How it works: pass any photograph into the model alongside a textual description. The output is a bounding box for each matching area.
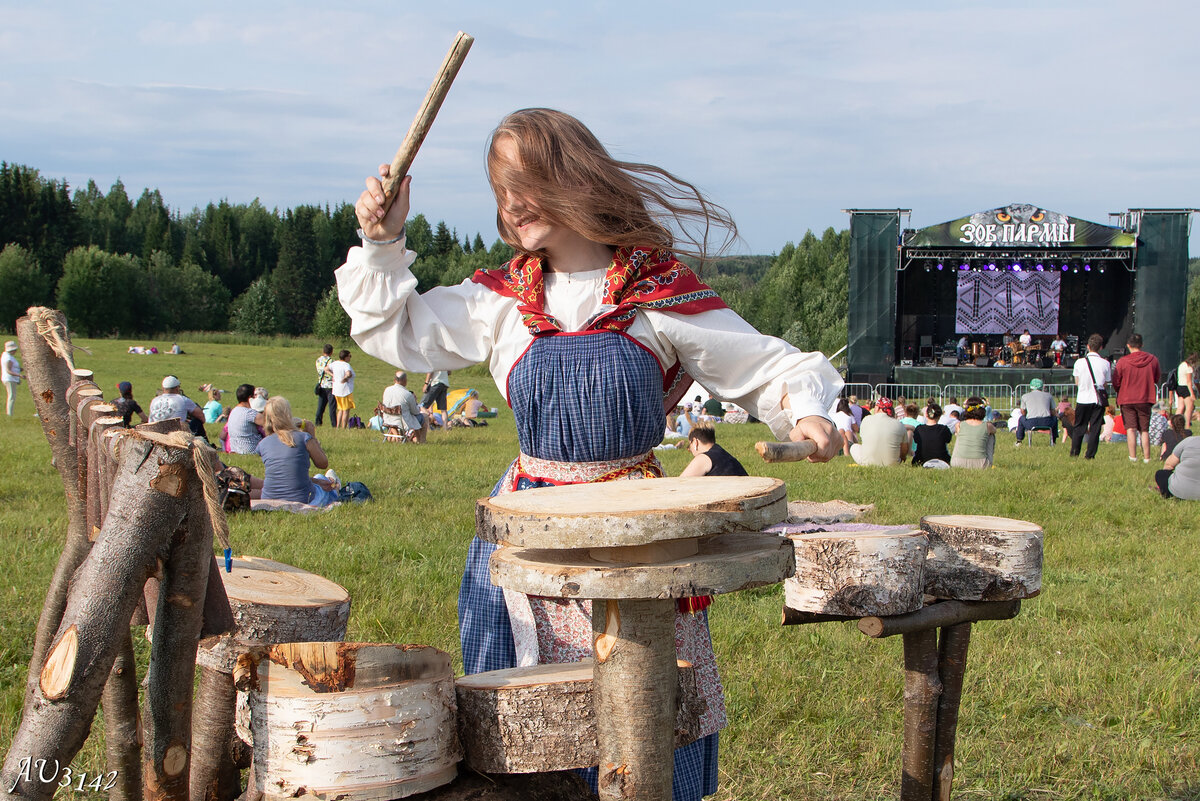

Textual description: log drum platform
[478,476,795,801]
[782,514,1043,801]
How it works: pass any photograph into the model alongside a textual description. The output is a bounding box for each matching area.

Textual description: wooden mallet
[380,30,474,209]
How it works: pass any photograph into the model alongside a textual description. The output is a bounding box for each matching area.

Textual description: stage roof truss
[900,247,1135,271]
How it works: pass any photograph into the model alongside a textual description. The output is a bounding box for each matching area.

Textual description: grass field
[1,336,1198,800]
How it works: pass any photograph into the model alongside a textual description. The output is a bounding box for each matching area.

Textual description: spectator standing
[329,349,356,428]
[680,423,748,476]
[315,344,336,426]
[1173,352,1197,424]
[224,384,264,454]
[421,369,451,415]
[2,341,21,416]
[148,376,204,428]
[1070,334,1111,459]
[110,381,147,427]
[1112,332,1160,463]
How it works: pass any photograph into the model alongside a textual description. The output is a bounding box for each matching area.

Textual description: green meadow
[1,337,1197,800]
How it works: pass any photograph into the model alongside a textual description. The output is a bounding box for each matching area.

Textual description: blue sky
[2,1,1198,255]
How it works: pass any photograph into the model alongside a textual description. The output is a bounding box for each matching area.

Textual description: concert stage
[893,365,1074,389]
[845,205,1193,386]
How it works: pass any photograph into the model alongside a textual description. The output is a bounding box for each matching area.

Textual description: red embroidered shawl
[471,246,726,410]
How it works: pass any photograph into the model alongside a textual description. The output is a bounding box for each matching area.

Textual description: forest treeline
[0,161,853,353]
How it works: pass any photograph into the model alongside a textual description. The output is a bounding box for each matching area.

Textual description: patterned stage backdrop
[955,272,1060,335]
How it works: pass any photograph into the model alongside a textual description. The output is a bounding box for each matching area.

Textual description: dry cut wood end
[484,476,783,518]
[268,641,358,693]
[921,514,1041,532]
[150,462,189,498]
[40,625,79,700]
[593,601,620,663]
[163,742,188,777]
[221,555,350,608]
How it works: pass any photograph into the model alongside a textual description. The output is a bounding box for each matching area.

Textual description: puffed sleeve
[335,240,504,372]
[645,307,844,440]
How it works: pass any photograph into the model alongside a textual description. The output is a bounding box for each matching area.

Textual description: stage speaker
[942,356,958,366]
[1062,356,1077,368]
[974,356,989,367]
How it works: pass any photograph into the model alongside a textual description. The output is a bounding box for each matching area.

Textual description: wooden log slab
[490,531,795,600]
[242,642,462,801]
[476,476,786,548]
[920,515,1043,601]
[784,527,928,617]
[219,555,351,643]
[455,660,701,774]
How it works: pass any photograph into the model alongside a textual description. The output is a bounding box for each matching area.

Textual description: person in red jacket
[1112,332,1161,463]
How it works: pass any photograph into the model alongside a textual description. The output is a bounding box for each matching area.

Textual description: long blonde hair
[263,396,298,448]
[486,108,737,262]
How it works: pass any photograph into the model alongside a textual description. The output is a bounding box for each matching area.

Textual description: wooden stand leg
[101,628,144,801]
[191,665,241,801]
[932,623,971,801]
[900,629,941,801]
[591,598,677,801]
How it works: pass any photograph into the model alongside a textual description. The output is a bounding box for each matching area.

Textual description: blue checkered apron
[457,330,718,800]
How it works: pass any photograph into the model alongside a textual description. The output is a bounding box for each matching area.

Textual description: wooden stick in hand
[755,439,818,462]
[381,31,475,209]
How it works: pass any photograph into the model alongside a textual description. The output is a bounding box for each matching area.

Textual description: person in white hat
[148,374,204,427]
[2,341,21,416]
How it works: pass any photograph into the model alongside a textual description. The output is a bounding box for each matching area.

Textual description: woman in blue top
[255,397,338,506]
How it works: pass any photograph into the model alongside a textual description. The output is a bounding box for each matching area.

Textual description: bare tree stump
[784,528,927,617]
[455,660,701,774]
[1,433,194,800]
[240,643,461,801]
[920,515,1043,601]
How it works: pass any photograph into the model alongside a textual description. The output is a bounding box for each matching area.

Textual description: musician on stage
[1051,334,1067,366]
[956,335,969,363]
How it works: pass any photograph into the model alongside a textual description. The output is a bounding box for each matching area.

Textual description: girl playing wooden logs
[336,107,843,800]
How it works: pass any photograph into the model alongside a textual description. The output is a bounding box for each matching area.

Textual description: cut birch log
[490,531,795,600]
[476,476,787,547]
[919,515,1043,601]
[192,557,348,801]
[415,771,598,801]
[455,660,701,773]
[857,599,1021,639]
[784,527,928,617]
[241,643,462,801]
[219,555,351,642]
[0,433,193,801]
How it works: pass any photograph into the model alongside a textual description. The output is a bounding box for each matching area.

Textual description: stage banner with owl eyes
[909,204,1137,248]
[956,272,1060,335]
